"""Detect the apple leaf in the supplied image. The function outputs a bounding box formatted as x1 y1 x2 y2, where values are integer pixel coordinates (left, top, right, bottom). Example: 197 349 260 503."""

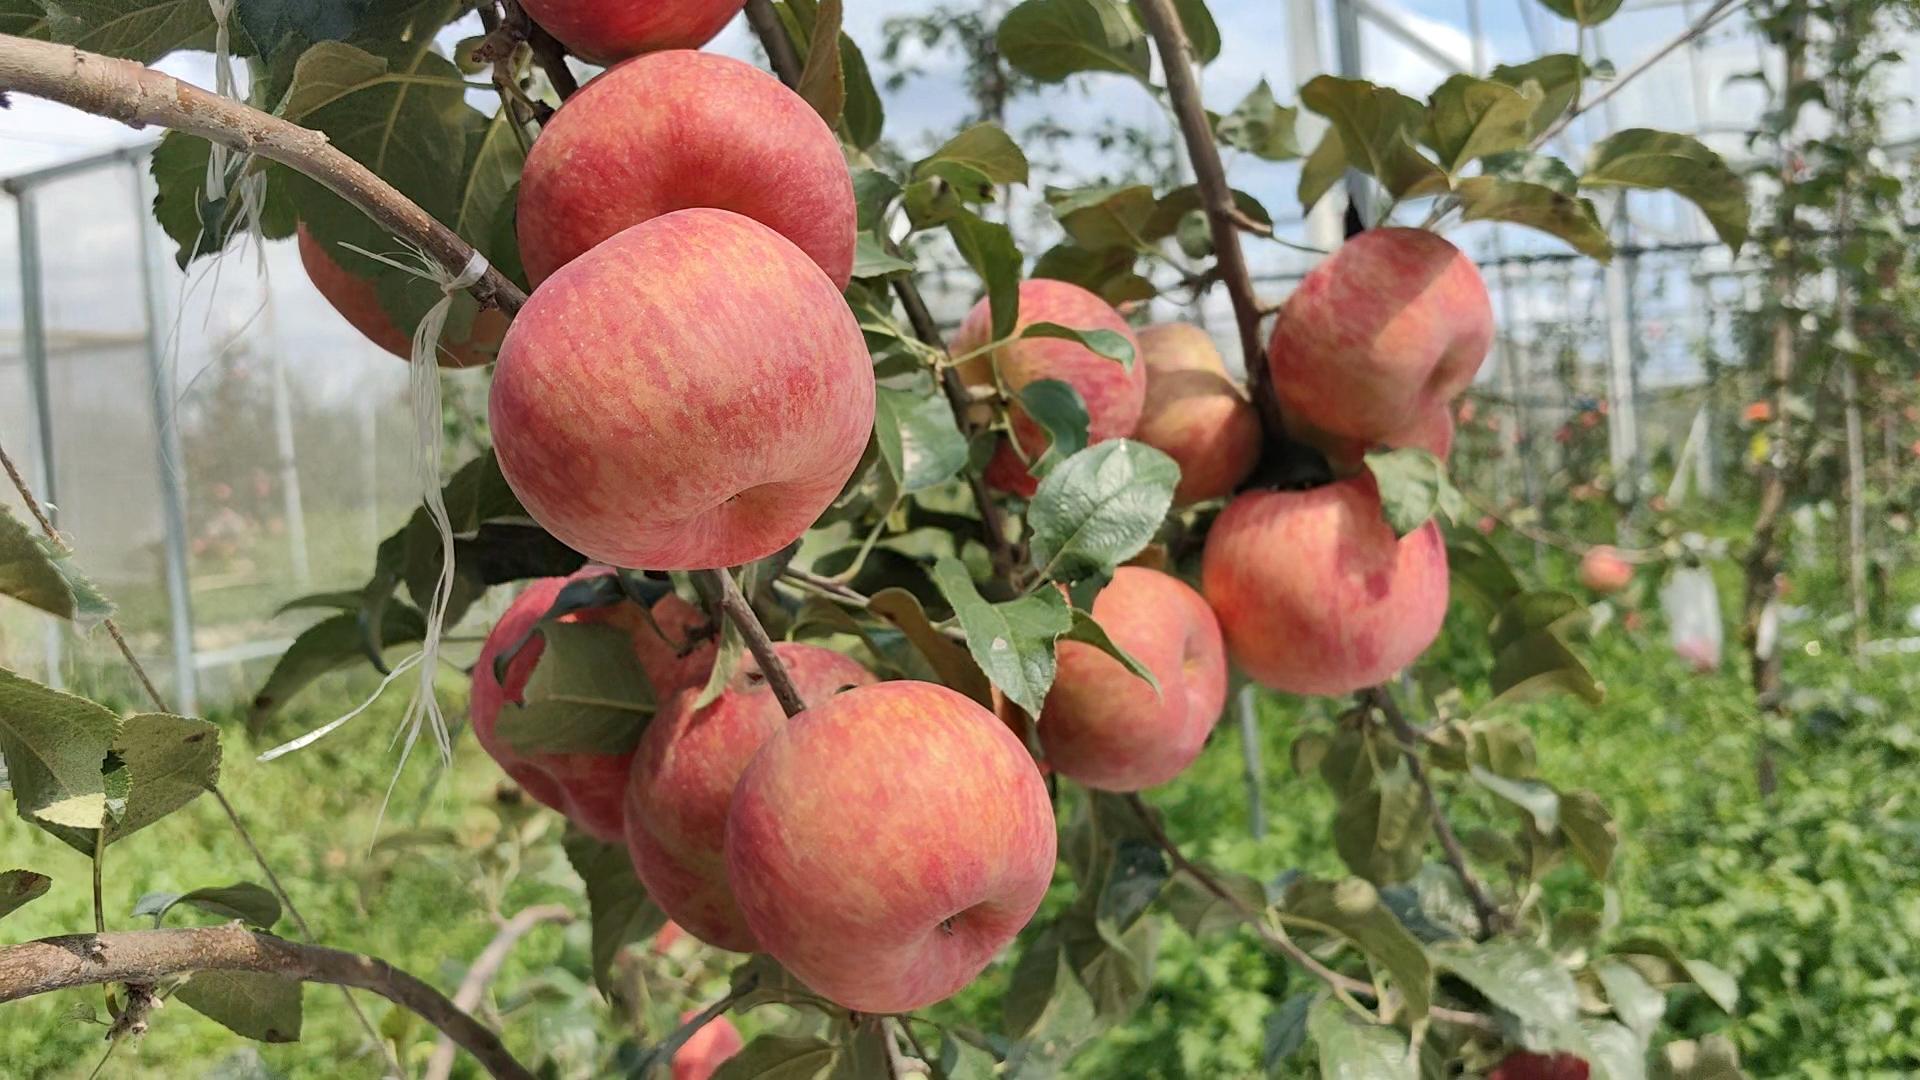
1480 150 1580 194
793 0 846 128
1162 866 1266 939
1216 79 1301 160
1027 440 1180 583
494 623 655 757
1144 184 1271 240
1018 380 1093 479
1559 788 1618 878
149 130 299 269
102 712 220 847
711 1034 840 1080
1 1 49 38
1062 609 1159 694
1486 627 1604 709
838 29 886 149
946 210 1023 340
1432 939 1582 1030
1422 74 1542 173
39 0 222 63
913 122 1031 196
851 169 902 231
1488 54 1591 137
133 881 281 929
1280 876 1432 1024
931 556 1073 714
866 588 994 707
1469 763 1560 833
1048 184 1157 252
1031 243 1156 305
1580 129 1749 251
1661 1034 1745 1079
1298 126 1349 211
0 869 51 923
1299 76 1449 200
247 604 427 730
1158 0 1219 64
851 233 915 279
1489 590 1586 654
1454 176 1613 261
1020 322 1136 369
1365 448 1464 537
562 830 668 999
1061 906 1159 1018
1307 997 1410 1079
874 383 969 493
0 505 114 627
0 667 119 830
177 970 304 1043
1535 0 1626 26
997 0 1150 83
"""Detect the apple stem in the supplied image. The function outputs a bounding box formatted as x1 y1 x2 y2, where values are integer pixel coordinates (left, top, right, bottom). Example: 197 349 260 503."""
1363 688 1506 937
695 568 810 718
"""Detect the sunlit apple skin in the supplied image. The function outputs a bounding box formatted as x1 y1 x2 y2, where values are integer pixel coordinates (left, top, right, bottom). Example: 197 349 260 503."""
489 209 874 570
1131 323 1263 505
296 225 507 368
470 570 715 842
671 1011 745 1080
726 682 1057 1013
1201 473 1449 696
1286 398 1456 476
517 51 853 288
949 280 1146 497
1039 567 1228 790
520 0 747 65
623 644 875 951
1578 545 1634 594
1269 228 1492 443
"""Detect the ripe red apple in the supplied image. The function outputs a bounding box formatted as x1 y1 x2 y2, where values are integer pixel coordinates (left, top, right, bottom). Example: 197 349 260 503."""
624 643 875 951
1268 227 1492 444
1201 473 1449 696
471 570 714 842
672 1011 745 1080
949 280 1147 497
517 51 853 288
1130 323 1263 505
1039 566 1228 790
1286 397 1455 476
1487 1050 1591 1080
1577 546 1633 594
296 225 507 367
490 208 874 570
726 682 1056 1013
519 0 746 65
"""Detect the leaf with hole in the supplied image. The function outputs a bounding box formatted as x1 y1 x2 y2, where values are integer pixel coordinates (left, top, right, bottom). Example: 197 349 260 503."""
0 667 120 830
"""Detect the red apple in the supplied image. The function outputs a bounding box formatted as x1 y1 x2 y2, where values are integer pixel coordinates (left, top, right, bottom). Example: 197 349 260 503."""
1201 473 1449 696
624 643 875 951
1130 323 1263 505
520 0 746 65
1268 228 1492 444
490 208 874 570
296 225 507 367
1286 397 1456 476
1577 546 1633 594
1487 1050 1591 1080
470 570 715 842
949 280 1147 497
672 1011 745 1080
517 51 853 288
1039 566 1228 790
726 682 1056 1013
652 921 684 954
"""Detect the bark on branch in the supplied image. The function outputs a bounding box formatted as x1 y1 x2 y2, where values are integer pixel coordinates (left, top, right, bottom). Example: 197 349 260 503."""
0 926 535 1080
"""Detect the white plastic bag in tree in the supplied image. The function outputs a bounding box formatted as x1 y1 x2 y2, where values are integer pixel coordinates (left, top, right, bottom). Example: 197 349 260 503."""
1661 566 1724 673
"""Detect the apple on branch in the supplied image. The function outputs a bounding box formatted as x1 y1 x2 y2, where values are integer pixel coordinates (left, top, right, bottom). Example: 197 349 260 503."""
1130 323 1263 505
519 0 749 65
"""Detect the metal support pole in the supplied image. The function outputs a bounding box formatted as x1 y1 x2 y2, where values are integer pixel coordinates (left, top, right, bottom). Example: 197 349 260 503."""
16 187 64 688
261 279 313 590
1290 0 1344 250
130 158 199 713
1601 200 1642 508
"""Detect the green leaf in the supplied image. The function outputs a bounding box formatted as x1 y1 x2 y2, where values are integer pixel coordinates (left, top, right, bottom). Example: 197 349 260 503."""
1585 1019 1650 1080
1580 129 1749 251
1488 54 1590 137
838 32 885 149
178 970 304 1043
1298 127 1349 211
1027 440 1180 583
1018 380 1092 478
794 0 846 128
1263 992 1314 1073
494 623 654 755
1143 184 1272 240
851 233 916 279
1613 938 1738 1014
1535 0 1625 27
1049 183 1157 252
712 1034 839 1080
850 169 902 232
866 588 994 707
998 0 1149 83
0 667 119 829
454 105 528 282
1031 242 1155 305
1455 176 1613 261
1432 940 1580 1029
1423 74 1541 173
1658 1035 1745 1080
1445 525 1523 611
1299 76 1449 200
691 611 745 712
1004 924 1064 1037
1307 997 1411 1079
1469 763 1559 833
247 605 427 729
134 882 281 928
1480 150 1580 195
0 506 114 626
874 384 969 492
946 210 1023 340
1594 956 1665 1039
1365 448 1463 536
1486 627 1604 708
41 0 221 63
913 122 1031 196
98 712 220 846
1281 877 1432 1024
562 830 668 1000
1160 0 1219 64
1559 788 1617 878
0 869 51 922
1216 80 1301 160
1488 591 1586 654
1163 866 1265 938
1 0 50 38
930 556 1072 714
1062 609 1159 694
1021 322 1136 369
1061 906 1159 1018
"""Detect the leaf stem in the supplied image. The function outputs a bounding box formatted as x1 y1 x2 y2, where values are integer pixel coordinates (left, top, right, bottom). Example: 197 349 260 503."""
694 569 809 718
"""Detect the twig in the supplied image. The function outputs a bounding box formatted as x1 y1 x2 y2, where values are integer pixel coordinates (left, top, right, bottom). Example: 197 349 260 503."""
1533 0 1745 146
501 0 578 101
0 34 528 316
898 1018 943 1077
0 926 534 1080
424 904 573 1080
1362 690 1504 936
1132 0 1279 439
694 569 808 718
781 567 872 608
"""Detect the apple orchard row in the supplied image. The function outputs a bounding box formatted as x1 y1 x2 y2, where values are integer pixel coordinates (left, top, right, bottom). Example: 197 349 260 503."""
294 9 1510 1023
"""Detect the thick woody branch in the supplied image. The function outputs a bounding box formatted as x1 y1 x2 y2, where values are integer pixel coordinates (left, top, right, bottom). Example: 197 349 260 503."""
0 926 534 1080
424 905 573 1080
0 33 528 315
695 569 809 718
1132 0 1277 436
